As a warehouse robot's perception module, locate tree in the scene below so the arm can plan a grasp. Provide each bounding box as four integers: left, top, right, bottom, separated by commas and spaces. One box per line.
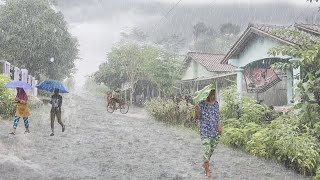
193, 23, 239, 54
269, 29, 320, 128
0, 0, 79, 80
145, 51, 183, 96
220, 23, 241, 36
120, 27, 148, 44
95, 44, 150, 103
95, 43, 183, 101
156, 33, 186, 55
193, 22, 208, 40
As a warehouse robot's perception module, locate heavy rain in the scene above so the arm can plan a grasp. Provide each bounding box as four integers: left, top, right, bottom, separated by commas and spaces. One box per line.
0, 0, 320, 179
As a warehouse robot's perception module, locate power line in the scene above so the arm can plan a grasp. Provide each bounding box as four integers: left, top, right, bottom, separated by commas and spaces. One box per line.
208, 0, 218, 7
151, 0, 184, 36
295, 3, 312, 23
162, 0, 183, 20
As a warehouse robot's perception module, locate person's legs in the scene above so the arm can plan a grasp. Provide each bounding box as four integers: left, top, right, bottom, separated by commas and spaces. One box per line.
56, 111, 65, 132
202, 138, 214, 177
23, 117, 30, 133
209, 137, 219, 157
10, 116, 20, 134
50, 111, 55, 136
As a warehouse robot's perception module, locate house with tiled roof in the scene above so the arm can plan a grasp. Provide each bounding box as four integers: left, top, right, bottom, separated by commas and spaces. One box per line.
180, 52, 236, 101
221, 23, 320, 106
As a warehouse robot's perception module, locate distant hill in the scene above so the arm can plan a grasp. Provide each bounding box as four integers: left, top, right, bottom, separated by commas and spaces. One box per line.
56, 0, 320, 52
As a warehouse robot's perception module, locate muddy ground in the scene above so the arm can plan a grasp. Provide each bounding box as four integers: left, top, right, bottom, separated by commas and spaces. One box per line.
0, 92, 310, 180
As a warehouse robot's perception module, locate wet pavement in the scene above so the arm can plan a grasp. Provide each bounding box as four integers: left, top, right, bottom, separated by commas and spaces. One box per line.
0, 92, 310, 180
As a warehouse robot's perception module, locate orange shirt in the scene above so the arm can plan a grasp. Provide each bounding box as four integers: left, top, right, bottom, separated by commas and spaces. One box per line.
15, 102, 30, 118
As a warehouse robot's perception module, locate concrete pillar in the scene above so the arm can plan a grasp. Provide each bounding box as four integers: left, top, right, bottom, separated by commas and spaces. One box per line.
21, 69, 28, 83
14, 67, 20, 81
287, 69, 293, 105
3, 61, 10, 76
235, 68, 244, 97
293, 66, 300, 90
28, 75, 32, 85
33, 79, 38, 97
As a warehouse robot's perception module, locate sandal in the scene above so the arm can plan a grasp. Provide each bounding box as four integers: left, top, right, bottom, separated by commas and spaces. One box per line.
25, 129, 30, 133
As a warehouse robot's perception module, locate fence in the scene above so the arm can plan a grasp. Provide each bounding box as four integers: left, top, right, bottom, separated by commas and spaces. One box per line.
0, 60, 38, 96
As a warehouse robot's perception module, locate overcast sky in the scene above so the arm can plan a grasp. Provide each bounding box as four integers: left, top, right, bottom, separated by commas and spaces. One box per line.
68, 0, 315, 86
138, 0, 308, 5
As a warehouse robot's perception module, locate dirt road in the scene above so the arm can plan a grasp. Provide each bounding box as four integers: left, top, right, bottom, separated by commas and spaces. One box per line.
0, 92, 310, 180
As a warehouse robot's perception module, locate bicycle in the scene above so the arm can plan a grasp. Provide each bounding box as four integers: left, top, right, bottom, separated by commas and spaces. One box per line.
107, 98, 129, 114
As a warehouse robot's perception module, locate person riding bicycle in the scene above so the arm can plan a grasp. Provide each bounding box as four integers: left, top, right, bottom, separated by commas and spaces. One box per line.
111, 88, 122, 106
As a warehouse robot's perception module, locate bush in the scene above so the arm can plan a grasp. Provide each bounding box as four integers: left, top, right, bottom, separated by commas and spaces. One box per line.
28, 96, 43, 109
269, 116, 319, 175
0, 75, 15, 118
145, 98, 195, 128
245, 129, 270, 158
240, 97, 271, 124
220, 85, 275, 123
220, 86, 240, 119
220, 127, 245, 148
222, 115, 320, 176
314, 167, 320, 180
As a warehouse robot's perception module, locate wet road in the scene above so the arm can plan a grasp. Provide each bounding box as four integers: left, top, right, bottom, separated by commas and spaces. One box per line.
0, 92, 310, 180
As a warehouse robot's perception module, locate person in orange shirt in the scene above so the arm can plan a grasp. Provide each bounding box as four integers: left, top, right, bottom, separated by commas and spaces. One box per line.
9, 88, 30, 135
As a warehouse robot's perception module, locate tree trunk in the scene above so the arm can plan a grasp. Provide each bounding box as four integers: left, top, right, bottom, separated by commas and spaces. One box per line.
130, 88, 133, 105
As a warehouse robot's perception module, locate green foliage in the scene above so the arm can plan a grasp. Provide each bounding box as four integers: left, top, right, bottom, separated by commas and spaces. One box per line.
314, 122, 320, 140
314, 167, 320, 180
269, 29, 320, 130
193, 83, 216, 105
0, 0, 79, 80
240, 97, 271, 124
28, 96, 43, 109
220, 86, 240, 119
145, 51, 183, 95
220, 85, 273, 123
220, 127, 245, 148
145, 98, 194, 128
0, 75, 15, 117
220, 23, 241, 35
193, 22, 240, 53
95, 44, 182, 97
222, 114, 320, 176
220, 85, 320, 177
84, 77, 109, 98
245, 129, 270, 158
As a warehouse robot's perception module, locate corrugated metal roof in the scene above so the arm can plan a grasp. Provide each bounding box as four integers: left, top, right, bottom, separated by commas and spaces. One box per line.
187, 52, 235, 72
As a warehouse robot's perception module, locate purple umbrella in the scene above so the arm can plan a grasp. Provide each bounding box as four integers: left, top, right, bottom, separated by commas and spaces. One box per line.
5, 81, 32, 90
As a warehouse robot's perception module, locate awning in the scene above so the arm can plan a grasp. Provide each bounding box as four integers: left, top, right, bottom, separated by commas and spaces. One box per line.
181, 72, 236, 83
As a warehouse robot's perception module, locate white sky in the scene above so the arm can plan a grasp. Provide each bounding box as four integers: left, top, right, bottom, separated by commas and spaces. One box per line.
70, 12, 158, 86
71, 0, 313, 86
139, 0, 308, 5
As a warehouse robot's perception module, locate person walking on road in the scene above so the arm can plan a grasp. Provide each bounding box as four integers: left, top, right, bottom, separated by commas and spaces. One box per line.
50, 88, 65, 136
195, 89, 222, 178
9, 88, 30, 135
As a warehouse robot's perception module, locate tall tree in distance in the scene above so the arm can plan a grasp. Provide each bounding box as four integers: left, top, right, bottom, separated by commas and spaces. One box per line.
0, 0, 79, 80
193, 22, 208, 41
220, 23, 241, 36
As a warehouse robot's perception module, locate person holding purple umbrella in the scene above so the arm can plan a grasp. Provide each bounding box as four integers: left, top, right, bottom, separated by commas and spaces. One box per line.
9, 88, 30, 135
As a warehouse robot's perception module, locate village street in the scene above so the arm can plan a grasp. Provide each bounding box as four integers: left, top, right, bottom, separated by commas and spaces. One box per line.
0, 91, 309, 180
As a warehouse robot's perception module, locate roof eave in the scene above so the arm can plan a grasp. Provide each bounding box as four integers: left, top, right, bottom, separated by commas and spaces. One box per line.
295, 23, 320, 36
221, 26, 298, 64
